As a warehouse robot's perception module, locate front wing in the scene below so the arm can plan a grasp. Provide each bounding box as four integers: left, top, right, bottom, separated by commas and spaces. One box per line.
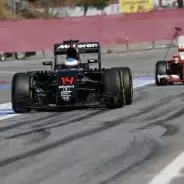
27, 101, 105, 111
157, 74, 184, 84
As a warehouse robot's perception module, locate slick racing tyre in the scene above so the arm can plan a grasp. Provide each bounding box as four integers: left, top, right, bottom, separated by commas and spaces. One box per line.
11, 73, 32, 113
104, 68, 125, 109
155, 61, 167, 86
115, 67, 133, 105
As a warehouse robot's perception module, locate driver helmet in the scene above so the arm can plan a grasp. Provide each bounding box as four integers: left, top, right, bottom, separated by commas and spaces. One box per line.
65, 47, 80, 66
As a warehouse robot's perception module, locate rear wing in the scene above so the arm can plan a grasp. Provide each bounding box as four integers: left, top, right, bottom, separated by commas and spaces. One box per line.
54, 42, 100, 55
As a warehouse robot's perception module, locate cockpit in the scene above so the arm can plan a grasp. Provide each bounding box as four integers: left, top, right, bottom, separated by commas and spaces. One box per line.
66, 47, 80, 60
55, 47, 80, 67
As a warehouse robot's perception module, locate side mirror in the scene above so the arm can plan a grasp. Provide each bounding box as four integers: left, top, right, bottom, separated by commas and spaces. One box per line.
88, 59, 97, 63
42, 61, 52, 66
175, 27, 182, 32
42, 61, 53, 70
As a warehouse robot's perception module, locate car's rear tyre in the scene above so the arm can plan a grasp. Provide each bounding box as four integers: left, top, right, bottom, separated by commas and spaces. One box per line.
104, 68, 125, 109
116, 67, 133, 105
11, 73, 32, 113
155, 61, 167, 86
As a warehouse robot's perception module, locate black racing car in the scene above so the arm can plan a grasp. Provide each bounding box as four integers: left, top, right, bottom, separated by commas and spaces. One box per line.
11, 40, 133, 113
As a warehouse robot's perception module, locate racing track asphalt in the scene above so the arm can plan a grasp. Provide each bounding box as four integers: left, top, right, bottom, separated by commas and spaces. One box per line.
0, 47, 184, 184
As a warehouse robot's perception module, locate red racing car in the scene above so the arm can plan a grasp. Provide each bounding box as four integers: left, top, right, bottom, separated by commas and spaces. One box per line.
155, 33, 184, 86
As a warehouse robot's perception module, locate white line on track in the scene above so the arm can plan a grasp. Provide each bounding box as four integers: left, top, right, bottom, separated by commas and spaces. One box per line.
147, 152, 184, 184
0, 102, 19, 120
0, 114, 19, 121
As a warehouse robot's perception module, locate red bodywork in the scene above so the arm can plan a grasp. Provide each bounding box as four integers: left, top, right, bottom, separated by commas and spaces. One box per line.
166, 54, 184, 84
60, 77, 74, 85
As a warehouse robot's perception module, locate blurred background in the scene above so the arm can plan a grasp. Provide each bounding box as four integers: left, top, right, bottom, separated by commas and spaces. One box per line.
1, 0, 184, 20
0, 0, 183, 61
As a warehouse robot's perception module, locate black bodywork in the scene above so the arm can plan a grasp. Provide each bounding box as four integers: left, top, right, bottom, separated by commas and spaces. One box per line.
12, 40, 133, 112
29, 40, 106, 109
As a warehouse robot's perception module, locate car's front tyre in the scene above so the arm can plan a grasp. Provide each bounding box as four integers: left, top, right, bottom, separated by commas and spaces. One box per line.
155, 61, 167, 86
11, 73, 32, 113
